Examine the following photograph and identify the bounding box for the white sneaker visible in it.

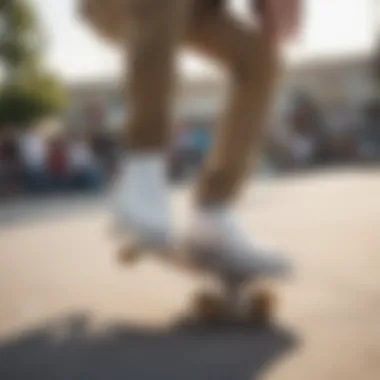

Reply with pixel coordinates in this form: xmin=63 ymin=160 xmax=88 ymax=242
xmin=183 ymin=206 xmax=293 ymax=280
xmin=110 ymin=153 xmax=172 ymax=249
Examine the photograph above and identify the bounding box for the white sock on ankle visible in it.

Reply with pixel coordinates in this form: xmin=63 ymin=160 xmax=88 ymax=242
xmin=111 ymin=153 xmax=171 ymax=243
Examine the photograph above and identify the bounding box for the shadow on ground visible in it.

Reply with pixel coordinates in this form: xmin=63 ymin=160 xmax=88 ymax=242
xmin=0 ymin=194 xmax=104 ymax=228
xmin=0 ymin=314 xmax=297 ymax=380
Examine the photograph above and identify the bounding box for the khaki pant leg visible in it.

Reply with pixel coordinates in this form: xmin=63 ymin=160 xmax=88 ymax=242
xmin=187 ymin=5 xmax=280 ymax=204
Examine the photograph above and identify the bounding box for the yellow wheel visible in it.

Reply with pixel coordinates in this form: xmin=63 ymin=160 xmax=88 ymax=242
xmin=117 ymin=244 xmax=140 ymax=266
xmin=193 ymin=292 xmax=225 ymax=323
xmin=247 ymin=288 xmax=276 ymax=324
xmin=182 ymin=259 xmax=204 ymax=275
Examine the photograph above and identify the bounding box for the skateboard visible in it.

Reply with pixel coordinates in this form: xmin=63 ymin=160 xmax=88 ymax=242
xmin=117 ymin=240 xmax=278 ymax=325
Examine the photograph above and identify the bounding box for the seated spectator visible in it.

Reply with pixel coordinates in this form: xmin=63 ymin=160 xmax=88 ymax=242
xmin=91 ymin=131 xmax=119 ymax=179
xmin=48 ymin=136 xmax=69 ymax=192
xmin=18 ymin=129 xmax=49 ymax=194
xmin=291 ymin=132 xmax=316 ymax=168
xmin=67 ymin=135 xmax=104 ymax=191
xmin=0 ymin=129 xmax=22 ymax=197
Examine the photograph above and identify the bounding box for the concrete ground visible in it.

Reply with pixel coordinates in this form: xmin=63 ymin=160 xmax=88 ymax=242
xmin=0 ymin=168 xmax=380 ymax=380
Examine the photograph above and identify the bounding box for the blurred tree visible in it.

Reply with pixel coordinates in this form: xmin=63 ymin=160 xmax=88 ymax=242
xmin=0 ymin=0 xmax=66 ymax=127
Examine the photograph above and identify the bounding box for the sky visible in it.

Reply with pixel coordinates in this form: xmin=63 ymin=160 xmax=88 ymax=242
xmin=31 ymin=0 xmax=377 ymax=82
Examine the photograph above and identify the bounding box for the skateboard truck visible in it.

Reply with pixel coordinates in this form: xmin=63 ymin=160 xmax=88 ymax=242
xmin=192 ymin=271 xmax=276 ymax=324
xmin=117 ymin=241 xmax=277 ymax=325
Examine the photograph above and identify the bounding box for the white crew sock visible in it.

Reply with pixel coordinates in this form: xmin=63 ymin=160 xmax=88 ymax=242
xmin=186 ymin=206 xmax=250 ymax=251
xmin=111 ymin=153 xmax=172 ymax=246
xmin=184 ymin=205 xmax=292 ymax=278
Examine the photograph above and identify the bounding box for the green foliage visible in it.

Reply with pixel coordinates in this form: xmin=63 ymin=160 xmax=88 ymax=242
xmin=0 ymin=0 xmax=41 ymax=69
xmin=0 ymin=72 xmax=67 ymax=126
xmin=0 ymin=0 xmax=66 ymax=128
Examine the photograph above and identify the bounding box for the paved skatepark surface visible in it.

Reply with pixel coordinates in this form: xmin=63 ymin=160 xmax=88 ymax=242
xmin=1 ymin=168 xmax=380 ymax=380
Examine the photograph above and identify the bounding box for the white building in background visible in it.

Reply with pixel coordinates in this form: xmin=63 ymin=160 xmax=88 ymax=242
xmin=64 ymin=51 xmax=378 ymax=134
xmin=375 ymin=0 xmax=380 ymax=29
xmin=64 ymin=76 xmax=226 ymax=133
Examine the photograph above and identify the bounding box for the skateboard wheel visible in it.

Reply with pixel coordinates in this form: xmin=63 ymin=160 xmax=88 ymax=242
xmin=118 ymin=244 xmax=140 ymax=266
xmin=184 ymin=260 xmax=204 ymax=275
xmin=193 ymin=292 xmax=225 ymax=323
xmin=247 ymin=289 xmax=276 ymax=324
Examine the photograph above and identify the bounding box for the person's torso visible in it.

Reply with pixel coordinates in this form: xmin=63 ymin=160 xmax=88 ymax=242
xmin=68 ymin=143 xmax=94 ymax=169
xmin=19 ymin=135 xmax=47 ymax=168
xmin=49 ymin=147 xmax=68 ymax=174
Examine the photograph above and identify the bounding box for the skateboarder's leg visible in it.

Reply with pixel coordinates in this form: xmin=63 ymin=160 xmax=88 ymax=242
xmin=111 ymin=0 xmax=190 ymax=246
xmin=188 ymin=5 xmax=279 ymax=205
xmin=183 ymin=5 xmax=290 ymax=277
xmin=124 ymin=0 xmax=190 ymax=150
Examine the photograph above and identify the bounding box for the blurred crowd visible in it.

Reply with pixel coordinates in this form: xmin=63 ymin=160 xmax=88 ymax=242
xmin=0 ymin=129 xmax=118 ymax=198
xmin=1 ymin=97 xmax=380 ymax=199
xmin=267 ymin=97 xmax=380 ymax=171
xmin=171 ymin=97 xmax=380 ymax=178
xmin=0 ymin=122 xmax=215 ymax=198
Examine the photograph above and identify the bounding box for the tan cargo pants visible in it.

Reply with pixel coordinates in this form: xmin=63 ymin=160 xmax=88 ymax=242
xmin=82 ymin=0 xmax=280 ymax=205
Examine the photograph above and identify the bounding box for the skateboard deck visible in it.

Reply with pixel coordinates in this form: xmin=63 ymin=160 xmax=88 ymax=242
xmin=117 ymin=240 xmax=278 ymax=325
